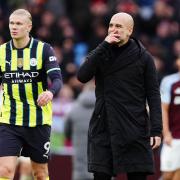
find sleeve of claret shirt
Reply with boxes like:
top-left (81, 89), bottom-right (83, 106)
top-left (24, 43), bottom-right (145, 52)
top-left (160, 76), bottom-right (172, 104)
top-left (43, 43), bottom-right (63, 96)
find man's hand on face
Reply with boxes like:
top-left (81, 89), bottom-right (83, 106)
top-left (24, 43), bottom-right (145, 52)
top-left (37, 90), bottom-right (53, 107)
top-left (105, 32), bottom-right (121, 44)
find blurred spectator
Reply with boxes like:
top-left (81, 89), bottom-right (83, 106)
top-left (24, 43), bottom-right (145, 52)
top-left (45, 0), bottom-right (65, 17)
top-left (74, 42), bottom-right (88, 67)
top-left (67, 73), bottom-right (84, 98)
top-left (29, 3), bottom-right (44, 37)
top-left (0, 0), bottom-right (179, 78)
top-left (115, 0), bottom-right (139, 15)
top-left (56, 16), bottom-right (76, 42)
top-left (53, 45), bottom-right (63, 65)
top-left (153, 56), bottom-right (165, 83)
top-left (65, 0), bottom-right (92, 41)
top-left (60, 38), bottom-right (77, 82)
top-left (51, 85), bottom-right (74, 151)
top-left (170, 0), bottom-right (180, 22)
top-left (36, 10), bottom-right (57, 43)
top-left (90, 1), bottom-right (109, 17)
top-left (173, 39), bottom-right (180, 58)
top-left (160, 57), bottom-right (180, 180)
top-left (88, 19), bottom-right (107, 51)
top-left (64, 81), bottom-right (95, 180)
top-left (155, 20), bottom-right (178, 54)
top-left (53, 84), bottom-right (74, 117)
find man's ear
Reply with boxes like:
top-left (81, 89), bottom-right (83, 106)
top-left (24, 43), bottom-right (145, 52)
top-left (28, 24), bottom-right (32, 32)
top-left (128, 28), bottom-right (133, 36)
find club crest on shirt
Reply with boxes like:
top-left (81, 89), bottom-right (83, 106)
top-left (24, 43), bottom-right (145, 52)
top-left (17, 58), bottom-right (23, 68)
top-left (175, 87), bottom-right (180, 94)
top-left (30, 58), bottom-right (37, 66)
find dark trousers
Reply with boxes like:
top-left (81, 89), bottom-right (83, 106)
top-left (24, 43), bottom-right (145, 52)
top-left (127, 172), bottom-right (147, 180)
top-left (94, 172), bottom-right (147, 180)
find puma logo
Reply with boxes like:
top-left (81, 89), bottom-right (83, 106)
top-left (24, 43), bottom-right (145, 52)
top-left (5, 60), bottom-right (11, 66)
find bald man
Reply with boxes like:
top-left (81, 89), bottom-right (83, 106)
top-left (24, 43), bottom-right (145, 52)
top-left (77, 12), bottom-right (162, 180)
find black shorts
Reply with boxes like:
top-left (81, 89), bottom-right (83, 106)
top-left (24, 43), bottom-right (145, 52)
top-left (0, 123), bottom-right (51, 163)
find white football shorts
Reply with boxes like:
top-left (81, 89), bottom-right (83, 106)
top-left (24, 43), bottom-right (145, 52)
top-left (160, 139), bottom-right (180, 172)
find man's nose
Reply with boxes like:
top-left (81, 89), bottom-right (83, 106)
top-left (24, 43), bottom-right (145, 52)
top-left (11, 24), bottom-right (17, 29)
top-left (113, 29), bottom-right (118, 34)
top-left (111, 27), bottom-right (118, 33)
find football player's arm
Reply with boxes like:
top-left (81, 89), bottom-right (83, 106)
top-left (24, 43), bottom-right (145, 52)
top-left (162, 103), bottom-right (172, 146)
top-left (37, 44), bottom-right (62, 106)
top-left (160, 77), bottom-right (172, 146)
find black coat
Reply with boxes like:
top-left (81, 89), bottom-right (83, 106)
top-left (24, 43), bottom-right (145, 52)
top-left (77, 38), bottom-right (162, 176)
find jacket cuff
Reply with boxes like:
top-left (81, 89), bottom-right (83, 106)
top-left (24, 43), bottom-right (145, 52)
top-left (99, 41), bottom-right (111, 49)
top-left (150, 131), bottom-right (162, 137)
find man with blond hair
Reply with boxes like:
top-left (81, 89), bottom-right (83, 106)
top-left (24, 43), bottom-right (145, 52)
top-left (78, 12), bottom-right (162, 180)
top-left (0, 9), bottom-right (62, 180)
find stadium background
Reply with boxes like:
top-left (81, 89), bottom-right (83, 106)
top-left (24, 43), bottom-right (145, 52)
top-left (0, 0), bottom-right (179, 179)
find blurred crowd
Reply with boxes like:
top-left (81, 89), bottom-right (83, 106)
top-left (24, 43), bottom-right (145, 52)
top-left (0, 0), bottom-right (179, 150)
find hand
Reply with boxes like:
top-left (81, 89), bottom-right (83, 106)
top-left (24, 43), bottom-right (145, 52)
top-left (105, 32), bottom-right (120, 44)
top-left (37, 90), bottom-right (53, 107)
top-left (150, 136), bottom-right (161, 149)
top-left (163, 132), bottom-right (173, 146)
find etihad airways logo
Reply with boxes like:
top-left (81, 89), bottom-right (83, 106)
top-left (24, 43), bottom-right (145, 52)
top-left (4, 71), bottom-right (39, 83)
top-left (4, 72), bottom-right (39, 78)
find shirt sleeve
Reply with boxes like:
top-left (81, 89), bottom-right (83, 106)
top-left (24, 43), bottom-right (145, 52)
top-left (43, 43), bottom-right (63, 95)
top-left (43, 43), bottom-right (61, 74)
top-left (144, 51), bottom-right (162, 137)
top-left (160, 77), bottom-right (172, 104)
top-left (77, 41), bottom-right (111, 83)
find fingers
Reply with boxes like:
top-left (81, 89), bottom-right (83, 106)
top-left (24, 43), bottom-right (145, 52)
top-left (164, 136), bottom-right (173, 146)
top-left (150, 137), bottom-right (154, 146)
top-left (37, 95), bottom-right (49, 106)
top-left (37, 91), bottom-right (53, 107)
top-left (150, 136), bottom-right (161, 149)
top-left (165, 140), bottom-right (172, 147)
top-left (163, 132), bottom-right (173, 146)
top-left (105, 33), bottom-right (120, 44)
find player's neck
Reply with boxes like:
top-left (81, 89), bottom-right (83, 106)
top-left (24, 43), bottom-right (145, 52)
top-left (12, 36), bottom-right (30, 49)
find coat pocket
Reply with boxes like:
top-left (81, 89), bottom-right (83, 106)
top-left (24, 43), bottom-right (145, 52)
top-left (88, 105), bottom-right (107, 138)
